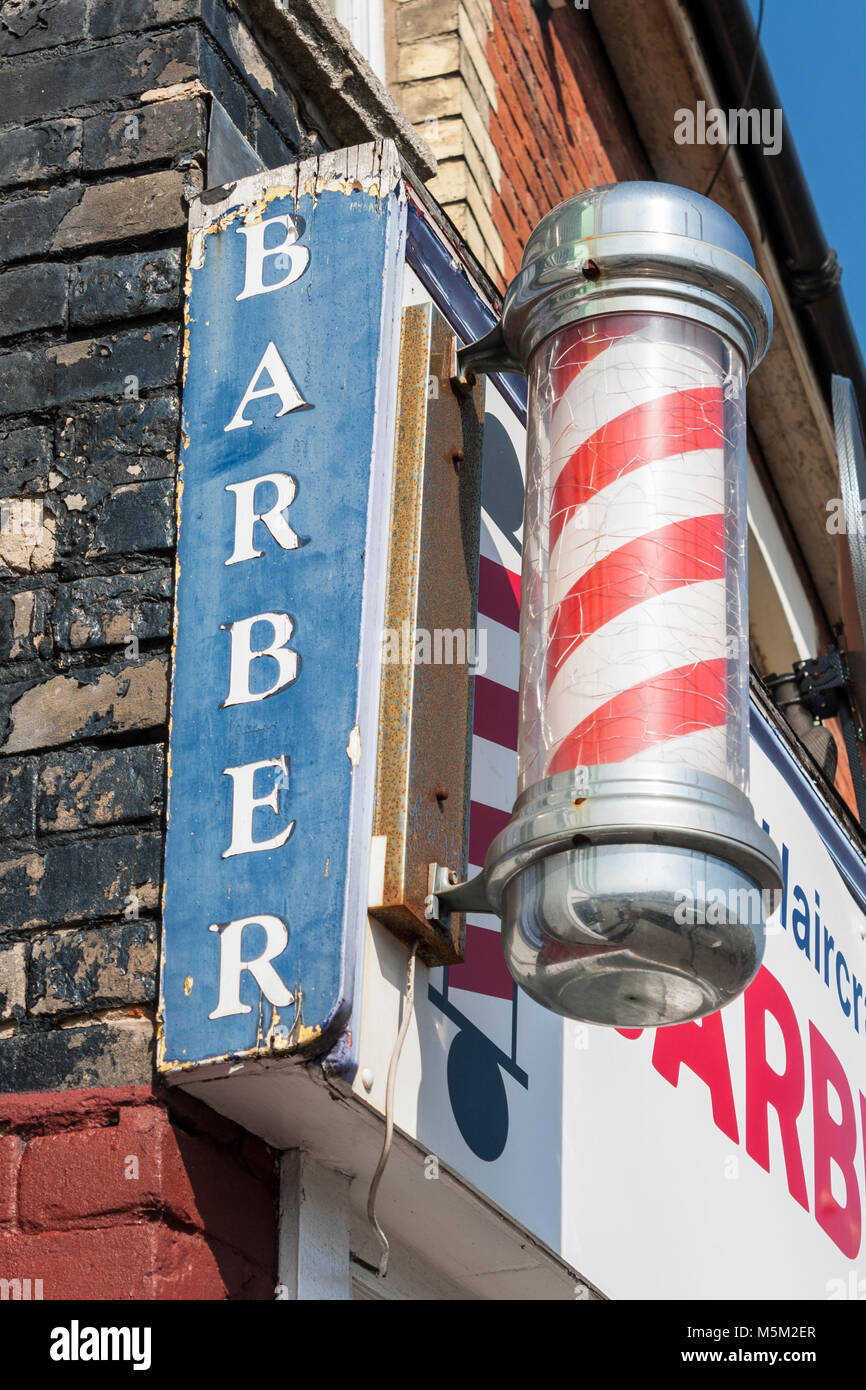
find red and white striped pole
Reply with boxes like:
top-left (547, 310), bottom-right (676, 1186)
top-left (458, 183), bottom-right (781, 1027)
top-left (525, 312), bottom-right (741, 789)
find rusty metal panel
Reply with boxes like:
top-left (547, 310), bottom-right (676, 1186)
top-left (370, 304), bottom-right (485, 964)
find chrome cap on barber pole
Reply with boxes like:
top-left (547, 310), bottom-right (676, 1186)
top-left (451, 182), bottom-right (782, 1028)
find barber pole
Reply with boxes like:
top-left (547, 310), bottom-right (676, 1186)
top-left (532, 312), bottom-right (739, 787)
top-left (456, 182), bottom-right (782, 1028)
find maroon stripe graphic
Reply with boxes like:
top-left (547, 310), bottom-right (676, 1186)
top-left (478, 553), bottom-right (520, 632)
top-left (469, 799), bottom-right (511, 869)
top-left (549, 387), bottom-right (724, 551)
top-left (449, 923), bottom-right (513, 1000)
top-left (473, 674), bottom-right (519, 751)
top-left (547, 513), bottom-right (726, 681)
top-left (547, 657), bottom-right (728, 773)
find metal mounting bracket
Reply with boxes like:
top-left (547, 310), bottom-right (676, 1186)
top-left (425, 863), bottom-right (495, 928)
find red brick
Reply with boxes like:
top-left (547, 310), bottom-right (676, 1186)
top-left (4, 1085), bottom-right (277, 1296)
top-left (0, 1083), bottom-right (155, 1136)
top-left (0, 1225), bottom-right (158, 1299)
top-left (162, 1128), bottom-right (276, 1263)
top-left (19, 1107), bottom-right (164, 1230)
top-left (0, 1135), bottom-right (23, 1228)
top-left (155, 1228), bottom-right (273, 1300)
top-left (494, 148), bottom-right (536, 236)
top-left (494, 200), bottom-right (523, 280)
top-left (0, 1223), bottom-right (273, 1300)
top-left (18, 1101), bottom-right (274, 1261)
top-left (496, 123), bottom-right (543, 223)
top-left (486, 0), bottom-right (643, 256)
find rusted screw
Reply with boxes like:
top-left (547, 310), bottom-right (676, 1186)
top-left (448, 870), bottom-right (458, 885)
top-left (450, 370), bottom-right (477, 398)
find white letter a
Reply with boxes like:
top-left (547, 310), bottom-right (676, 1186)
top-left (225, 342), bottom-right (308, 432)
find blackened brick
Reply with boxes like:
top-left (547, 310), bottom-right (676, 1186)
top-left (198, 33), bottom-right (249, 131)
top-left (0, 587), bottom-right (53, 663)
top-left (53, 171), bottom-right (190, 254)
top-left (251, 111), bottom-right (295, 171)
top-left (89, 478), bottom-right (175, 556)
top-left (0, 757), bottom-right (37, 838)
top-left (0, 186), bottom-right (82, 266)
top-left (0, 426), bottom-right (52, 494)
top-left (70, 249), bottom-right (182, 328)
top-left (0, 831), bottom-right (161, 929)
top-left (0, 325), bottom-right (179, 418)
top-left (0, 28), bottom-right (200, 124)
top-left (199, 2), bottom-right (300, 147)
top-left (88, 0), bottom-right (202, 39)
top-left (0, 119), bottom-right (81, 191)
top-left (0, 496), bottom-right (55, 576)
top-left (0, 942), bottom-right (27, 1022)
top-left (0, 0), bottom-right (85, 54)
top-left (1, 656), bottom-right (168, 753)
top-left (54, 395), bottom-right (178, 502)
top-left (0, 171), bottom-right (186, 269)
top-left (0, 1018), bottom-right (154, 1092)
top-left (53, 566), bottom-right (171, 649)
top-left (0, 263), bottom-right (68, 339)
top-left (29, 918), bottom-right (158, 1016)
top-left (81, 98), bottom-right (208, 172)
top-left (37, 744), bottom-right (164, 831)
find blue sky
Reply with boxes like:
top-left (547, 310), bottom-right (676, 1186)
top-left (746, 0), bottom-right (866, 358)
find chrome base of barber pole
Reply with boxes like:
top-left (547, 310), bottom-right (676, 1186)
top-left (436, 772), bottom-right (783, 1034)
top-left (433, 767), bottom-right (782, 1027)
top-left (491, 767), bottom-right (782, 1026)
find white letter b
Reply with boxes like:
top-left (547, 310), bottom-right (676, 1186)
top-left (222, 612), bottom-right (299, 707)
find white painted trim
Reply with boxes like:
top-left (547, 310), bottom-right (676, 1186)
top-left (278, 1152), bottom-right (352, 1300)
top-left (747, 454), bottom-right (819, 661)
top-left (332, 0), bottom-right (387, 83)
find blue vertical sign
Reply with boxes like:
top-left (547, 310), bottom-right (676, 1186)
top-left (159, 143), bottom-right (406, 1071)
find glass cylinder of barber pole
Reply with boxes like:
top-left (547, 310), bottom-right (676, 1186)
top-left (462, 183), bottom-right (783, 1026)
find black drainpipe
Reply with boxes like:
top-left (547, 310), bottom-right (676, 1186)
top-left (681, 0), bottom-right (866, 427)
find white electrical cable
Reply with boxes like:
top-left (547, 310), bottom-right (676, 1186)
top-left (366, 940), bottom-right (419, 1278)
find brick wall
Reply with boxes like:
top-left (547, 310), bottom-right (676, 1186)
top-left (0, 1084), bottom-right (277, 1298)
top-left (388, 0), bottom-right (504, 279)
top-left (0, 1), bottom-right (405, 1297)
top-left (387, 0), bottom-right (650, 286)
top-left (488, 2), bottom-right (650, 282)
top-left (0, 0), bottom-right (322, 1096)
top-left (0, 0), bottom-right (430, 1302)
